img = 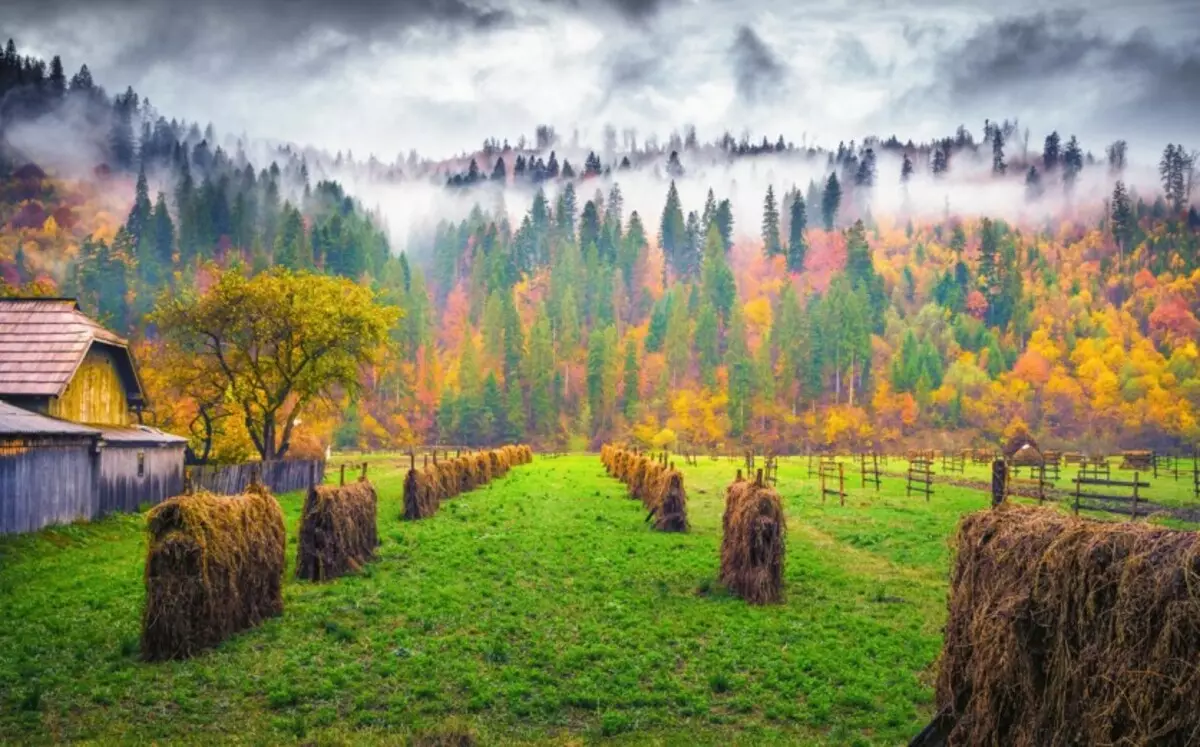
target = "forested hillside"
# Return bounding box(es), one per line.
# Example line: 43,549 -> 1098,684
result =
2,37 -> 1197,459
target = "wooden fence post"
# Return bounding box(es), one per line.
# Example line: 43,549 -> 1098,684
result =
1131,471 -> 1139,520
361,462 -> 368,481
339,463 -> 346,486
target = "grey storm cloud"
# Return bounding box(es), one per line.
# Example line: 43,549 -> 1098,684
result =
728,25 -> 785,105
7,0 -> 675,77
832,35 -> 882,77
5,0 -> 1198,159
890,7 -> 1200,149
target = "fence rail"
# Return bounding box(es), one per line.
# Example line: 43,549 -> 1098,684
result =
907,457 -> 934,501
940,453 -> 965,474
820,458 -> 845,505
186,459 -> 325,495
1072,472 -> 1149,519
860,453 -> 881,492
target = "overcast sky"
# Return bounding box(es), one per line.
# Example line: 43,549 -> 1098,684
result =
7,0 -> 1199,162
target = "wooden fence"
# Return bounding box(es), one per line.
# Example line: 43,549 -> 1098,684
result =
860,453 -> 881,492
1005,463 -> 1048,503
1194,453 -> 1199,499
940,453 -> 965,474
907,457 -> 934,500
1073,472 -> 1149,518
820,458 -> 845,505
1079,459 -> 1111,481
1041,451 -> 1062,481
186,459 -> 325,496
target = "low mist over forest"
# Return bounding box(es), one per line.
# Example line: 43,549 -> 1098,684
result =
1,0 -> 1198,460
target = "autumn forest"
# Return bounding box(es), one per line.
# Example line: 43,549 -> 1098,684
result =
1,37 -> 1198,463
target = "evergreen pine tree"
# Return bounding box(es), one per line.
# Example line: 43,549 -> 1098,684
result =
1024,166 -> 1043,201
126,166 -> 153,245
901,153 -> 914,183
762,185 -> 782,257
700,224 -> 736,324
1043,131 -> 1061,171
821,172 -> 841,230
786,193 -> 807,272
695,301 -> 719,387
991,128 -> 1006,174
659,180 -> 686,277
622,339 -> 639,421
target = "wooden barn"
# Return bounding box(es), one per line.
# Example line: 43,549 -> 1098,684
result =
0,298 -> 186,535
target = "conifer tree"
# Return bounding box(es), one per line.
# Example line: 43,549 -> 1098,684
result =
659,180 -> 686,277
762,185 -> 782,257
786,192 -> 807,273
622,339 -> 639,420
821,172 -> 842,230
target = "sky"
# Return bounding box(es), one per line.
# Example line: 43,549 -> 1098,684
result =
7,0 -> 1200,164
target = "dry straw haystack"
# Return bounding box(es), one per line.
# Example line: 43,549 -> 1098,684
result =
404,466 -> 438,520
402,445 -> 534,521
653,466 -> 690,532
296,479 -> 379,581
934,505 -> 1200,746
720,469 -> 785,604
141,483 -> 286,661
600,445 -> 689,533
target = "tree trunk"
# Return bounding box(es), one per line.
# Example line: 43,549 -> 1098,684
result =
834,350 -> 842,404
848,353 -> 856,407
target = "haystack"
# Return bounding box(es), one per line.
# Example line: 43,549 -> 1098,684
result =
296,480 -> 379,581
141,484 -> 286,661
404,468 -> 438,520
455,457 -> 476,493
719,470 -> 785,604
1002,430 -> 1039,460
651,467 -> 689,532
488,449 -> 507,477
473,452 -> 491,484
638,460 -> 664,507
932,505 -> 1200,746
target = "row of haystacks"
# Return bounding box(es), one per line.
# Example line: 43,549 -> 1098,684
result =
720,469 -> 786,605
141,482 -> 287,661
404,444 -> 534,521
296,478 -> 379,582
600,445 -> 689,532
931,504 -> 1200,746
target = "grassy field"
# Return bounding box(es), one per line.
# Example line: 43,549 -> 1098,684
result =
0,453 -> 1196,745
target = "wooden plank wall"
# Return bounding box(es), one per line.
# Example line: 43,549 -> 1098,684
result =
98,446 -> 185,515
187,459 -> 326,496
0,440 -> 99,534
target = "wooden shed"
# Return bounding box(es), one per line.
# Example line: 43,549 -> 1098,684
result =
0,298 -> 186,534
0,297 -> 144,423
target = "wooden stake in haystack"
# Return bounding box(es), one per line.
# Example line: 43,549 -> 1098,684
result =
720,469 -> 786,604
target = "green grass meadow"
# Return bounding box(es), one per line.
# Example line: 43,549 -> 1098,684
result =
0,454 -> 1196,745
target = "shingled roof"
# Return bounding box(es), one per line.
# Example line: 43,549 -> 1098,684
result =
0,298 -> 142,399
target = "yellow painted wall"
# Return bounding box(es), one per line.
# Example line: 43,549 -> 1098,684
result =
49,347 -> 130,426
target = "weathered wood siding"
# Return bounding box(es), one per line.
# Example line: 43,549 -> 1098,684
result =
0,438 -> 99,534
48,347 -> 129,426
99,445 -> 185,515
188,460 -> 326,495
